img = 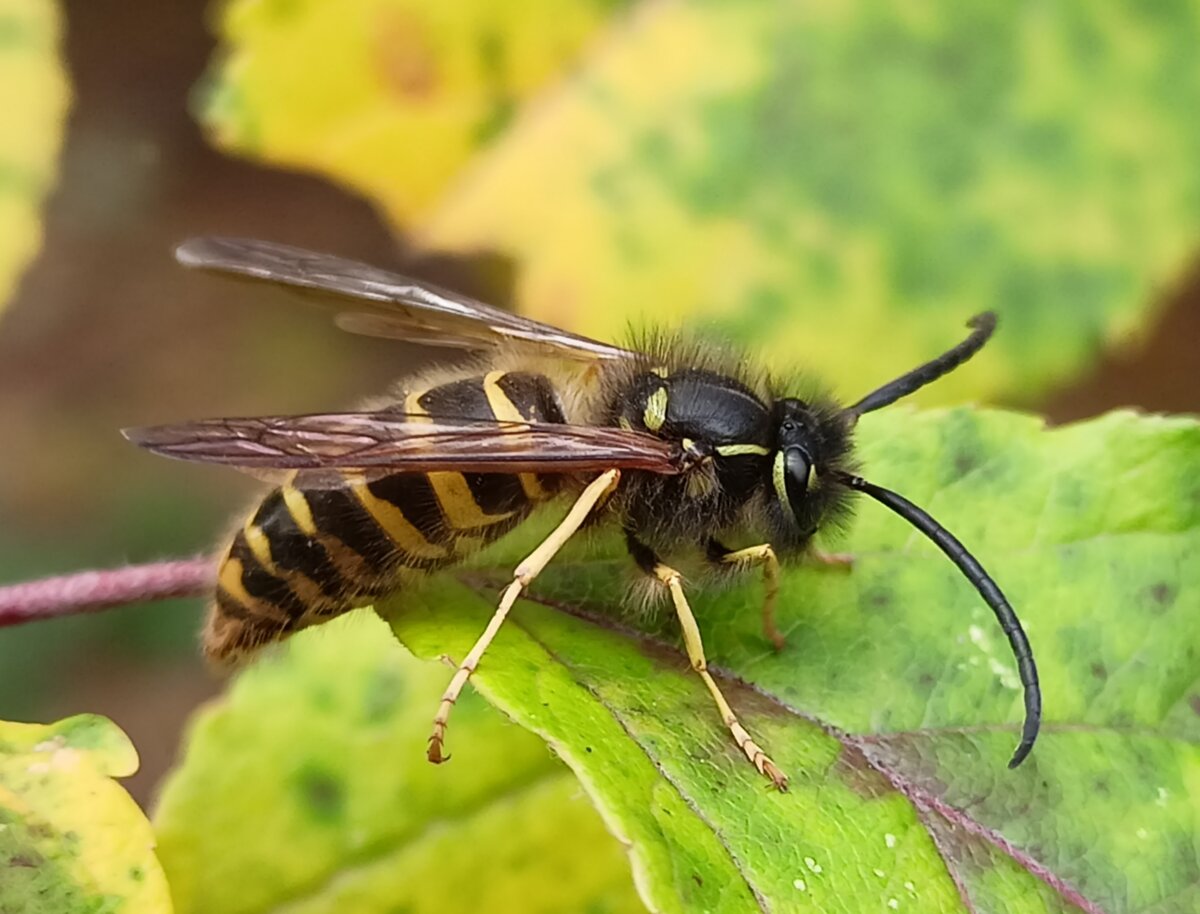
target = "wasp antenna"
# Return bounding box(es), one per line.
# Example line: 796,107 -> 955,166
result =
847,313 -> 997,419
834,470 -> 1040,768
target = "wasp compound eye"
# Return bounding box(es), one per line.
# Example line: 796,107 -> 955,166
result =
783,445 -> 813,507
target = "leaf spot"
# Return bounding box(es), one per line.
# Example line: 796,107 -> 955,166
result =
803,855 -> 823,874
884,832 -> 897,849
793,878 -> 807,891
888,899 -> 900,910
294,764 -> 346,824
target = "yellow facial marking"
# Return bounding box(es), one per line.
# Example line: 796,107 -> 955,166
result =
643,386 -> 669,432
773,450 -> 789,509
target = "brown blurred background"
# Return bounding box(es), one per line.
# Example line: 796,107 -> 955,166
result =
1,0 -> 1197,807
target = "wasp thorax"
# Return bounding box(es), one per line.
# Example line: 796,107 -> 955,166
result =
620,369 -> 772,445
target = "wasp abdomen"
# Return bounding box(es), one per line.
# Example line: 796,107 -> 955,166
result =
205,370 -> 566,662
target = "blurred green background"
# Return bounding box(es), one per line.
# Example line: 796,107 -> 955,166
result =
1,0 -> 1198,814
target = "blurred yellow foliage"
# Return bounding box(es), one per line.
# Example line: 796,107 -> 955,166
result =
203,0 -> 627,226
0,0 -> 70,315
203,0 -> 1200,405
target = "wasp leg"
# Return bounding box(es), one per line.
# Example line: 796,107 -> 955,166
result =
428,468 -> 621,764
628,533 -> 788,791
809,547 -> 854,569
707,539 -> 784,652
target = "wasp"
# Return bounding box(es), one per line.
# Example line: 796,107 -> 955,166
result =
127,237 -> 1041,790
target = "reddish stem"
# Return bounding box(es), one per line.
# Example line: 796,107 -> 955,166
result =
0,557 -> 214,627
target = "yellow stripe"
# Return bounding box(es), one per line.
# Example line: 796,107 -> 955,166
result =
483,370 -> 549,501
408,382 -> 517,530
282,483 -> 374,582
644,386 -> 668,432
218,556 -> 289,623
404,389 -> 426,417
430,472 -> 516,529
349,476 -> 449,560
242,519 -> 329,607
242,520 -> 275,569
282,486 -> 317,535
716,443 -> 771,457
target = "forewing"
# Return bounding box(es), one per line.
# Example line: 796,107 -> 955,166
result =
124,413 -> 681,481
176,237 -> 635,362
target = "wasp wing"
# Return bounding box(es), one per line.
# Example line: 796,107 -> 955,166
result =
176,237 -> 635,362
124,413 -> 681,480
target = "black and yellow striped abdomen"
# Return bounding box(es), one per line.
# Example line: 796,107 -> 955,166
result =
205,371 -> 567,661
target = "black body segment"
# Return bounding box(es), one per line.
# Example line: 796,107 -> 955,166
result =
206,371 -> 567,661
608,367 -> 777,548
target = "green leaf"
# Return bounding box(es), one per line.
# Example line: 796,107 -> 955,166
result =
200,0 -> 630,224
0,715 -> 172,913
154,609 -> 644,914
421,0 -> 1200,403
382,408 -> 1199,913
0,0 -> 70,315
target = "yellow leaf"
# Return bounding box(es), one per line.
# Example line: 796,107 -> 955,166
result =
0,0 -> 70,316
0,715 -> 172,913
203,0 -> 628,226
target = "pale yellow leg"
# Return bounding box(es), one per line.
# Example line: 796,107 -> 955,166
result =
428,469 -> 621,764
810,546 -> 854,569
653,563 -> 788,791
719,543 -> 783,651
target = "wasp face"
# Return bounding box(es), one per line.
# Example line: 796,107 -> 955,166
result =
767,397 -> 854,544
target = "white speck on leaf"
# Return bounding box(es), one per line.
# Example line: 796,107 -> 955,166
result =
804,856 -> 823,874
793,879 -> 806,891
885,833 -> 897,849
989,658 -> 1021,690
888,899 -> 900,910
970,624 -> 1019,688
873,868 -> 887,878
1156,787 -> 1169,805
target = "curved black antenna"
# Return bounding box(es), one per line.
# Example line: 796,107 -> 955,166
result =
848,312 -> 997,418
833,470 -> 1040,768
